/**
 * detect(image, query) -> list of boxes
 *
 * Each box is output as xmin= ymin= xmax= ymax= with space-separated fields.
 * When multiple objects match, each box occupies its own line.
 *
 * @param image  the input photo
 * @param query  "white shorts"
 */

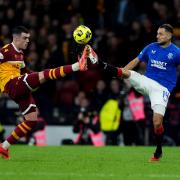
xmin=128 ymin=71 xmax=170 ymax=116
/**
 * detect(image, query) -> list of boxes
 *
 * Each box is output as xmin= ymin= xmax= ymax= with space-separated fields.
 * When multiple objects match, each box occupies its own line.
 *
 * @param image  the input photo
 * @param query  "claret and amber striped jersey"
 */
xmin=0 ymin=43 xmax=26 ymax=92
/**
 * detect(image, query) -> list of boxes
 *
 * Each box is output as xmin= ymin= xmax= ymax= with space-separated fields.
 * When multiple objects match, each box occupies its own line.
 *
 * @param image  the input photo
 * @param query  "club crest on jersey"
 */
xmin=4 ymin=49 xmax=8 ymax=53
xmin=167 ymin=53 xmax=173 ymax=60
xmin=163 ymin=91 xmax=169 ymax=102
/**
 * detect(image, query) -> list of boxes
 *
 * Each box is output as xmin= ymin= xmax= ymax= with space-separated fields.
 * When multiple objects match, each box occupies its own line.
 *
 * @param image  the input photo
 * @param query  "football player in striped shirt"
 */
xmin=0 ymin=26 xmax=89 ymax=159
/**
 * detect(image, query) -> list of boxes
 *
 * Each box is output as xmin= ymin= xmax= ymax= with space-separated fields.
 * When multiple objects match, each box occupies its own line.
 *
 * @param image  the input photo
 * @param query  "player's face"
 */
xmin=156 ymin=28 xmax=172 ymax=45
xmin=16 ymin=32 xmax=30 ymax=50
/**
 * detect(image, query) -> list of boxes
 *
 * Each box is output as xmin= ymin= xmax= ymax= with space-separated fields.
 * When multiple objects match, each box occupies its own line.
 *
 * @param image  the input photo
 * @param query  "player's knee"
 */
xmin=23 ymin=73 xmax=40 ymax=91
xmin=153 ymin=114 xmax=163 ymax=128
xmin=24 ymin=111 xmax=38 ymax=121
xmin=122 ymin=69 xmax=131 ymax=78
xmin=153 ymin=120 xmax=162 ymax=128
xmin=39 ymin=71 xmax=46 ymax=83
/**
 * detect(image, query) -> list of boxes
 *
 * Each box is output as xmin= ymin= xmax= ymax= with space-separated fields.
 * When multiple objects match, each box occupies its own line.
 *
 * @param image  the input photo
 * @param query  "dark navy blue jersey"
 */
xmin=138 ymin=42 xmax=180 ymax=92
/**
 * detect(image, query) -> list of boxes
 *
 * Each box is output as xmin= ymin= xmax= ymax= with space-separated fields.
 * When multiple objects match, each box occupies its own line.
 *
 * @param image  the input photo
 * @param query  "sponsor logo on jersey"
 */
xmin=151 ymin=59 xmax=167 ymax=70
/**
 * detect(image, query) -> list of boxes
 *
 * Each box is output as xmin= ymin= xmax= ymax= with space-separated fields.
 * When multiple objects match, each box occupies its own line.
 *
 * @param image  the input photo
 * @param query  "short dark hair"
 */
xmin=12 ymin=26 xmax=29 ymax=35
xmin=159 ymin=24 xmax=173 ymax=34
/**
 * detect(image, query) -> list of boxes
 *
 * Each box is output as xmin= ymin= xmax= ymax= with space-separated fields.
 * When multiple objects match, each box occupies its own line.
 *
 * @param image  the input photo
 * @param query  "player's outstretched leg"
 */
xmin=87 ymin=45 xmax=131 ymax=78
xmin=42 ymin=45 xmax=88 ymax=81
xmin=19 ymin=46 xmax=89 ymax=92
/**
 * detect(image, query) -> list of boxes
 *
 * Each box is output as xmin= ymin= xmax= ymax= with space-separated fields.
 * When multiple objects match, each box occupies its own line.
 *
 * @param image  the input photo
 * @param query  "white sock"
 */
xmin=72 ymin=62 xmax=79 ymax=71
xmin=2 ymin=140 xmax=11 ymax=150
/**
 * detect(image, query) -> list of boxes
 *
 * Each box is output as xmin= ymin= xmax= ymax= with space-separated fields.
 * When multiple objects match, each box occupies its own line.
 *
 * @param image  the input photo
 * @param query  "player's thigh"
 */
xmin=128 ymin=71 xmax=150 ymax=95
xmin=149 ymin=86 xmax=170 ymax=116
xmin=151 ymin=103 xmax=167 ymax=117
xmin=5 ymin=75 xmax=30 ymax=99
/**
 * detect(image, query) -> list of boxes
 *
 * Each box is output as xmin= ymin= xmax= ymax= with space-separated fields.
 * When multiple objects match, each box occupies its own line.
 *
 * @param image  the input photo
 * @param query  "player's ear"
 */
xmin=167 ymin=33 xmax=172 ymax=41
xmin=13 ymin=34 xmax=19 ymax=41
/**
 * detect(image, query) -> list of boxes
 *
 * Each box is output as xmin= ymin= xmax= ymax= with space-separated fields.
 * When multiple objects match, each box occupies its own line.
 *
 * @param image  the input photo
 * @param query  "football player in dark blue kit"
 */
xmin=88 ymin=24 xmax=180 ymax=162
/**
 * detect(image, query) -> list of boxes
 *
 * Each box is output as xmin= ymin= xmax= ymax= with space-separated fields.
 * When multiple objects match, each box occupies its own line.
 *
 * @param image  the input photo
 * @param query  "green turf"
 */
xmin=0 ymin=146 xmax=180 ymax=180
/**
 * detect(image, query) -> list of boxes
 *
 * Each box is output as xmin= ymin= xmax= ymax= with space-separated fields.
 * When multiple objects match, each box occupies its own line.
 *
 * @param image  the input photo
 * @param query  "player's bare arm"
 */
xmin=123 ymin=57 xmax=140 ymax=70
xmin=121 ymin=58 xmax=140 ymax=78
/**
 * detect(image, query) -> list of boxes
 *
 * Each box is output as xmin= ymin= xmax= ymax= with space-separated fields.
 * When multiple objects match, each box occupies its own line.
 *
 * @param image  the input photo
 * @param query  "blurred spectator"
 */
xmin=74 ymin=91 xmax=86 ymax=107
xmin=91 ymin=79 xmax=108 ymax=112
xmin=73 ymin=97 xmax=104 ymax=146
xmin=128 ymin=20 xmax=144 ymax=58
xmin=99 ymin=98 xmax=121 ymax=145
xmin=0 ymin=24 xmax=10 ymax=46
xmin=115 ymin=0 xmax=137 ymax=28
xmin=31 ymin=117 xmax=47 ymax=146
xmin=122 ymin=80 xmax=145 ymax=145
xmin=46 ymin=33 xmax=65 ymax=68
xmin=99 ymin=79 xmax=122 ymax=145
xmin=140 ymin=15 xmax=156 ymax=45
xmin=108 ymin=79 xmax=121 ymax=99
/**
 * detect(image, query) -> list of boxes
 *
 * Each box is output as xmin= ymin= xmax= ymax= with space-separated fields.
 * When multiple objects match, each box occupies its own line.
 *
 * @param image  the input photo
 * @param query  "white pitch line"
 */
xmin=148 ymin=174 xmax=180 ymax=178
xmin=0 ymin=172 xmax=115 ymax=177
xmin=136 ymin=173 xmax=180 ymax=179
xmin=0 ymin=172 xmax=180 ymax=178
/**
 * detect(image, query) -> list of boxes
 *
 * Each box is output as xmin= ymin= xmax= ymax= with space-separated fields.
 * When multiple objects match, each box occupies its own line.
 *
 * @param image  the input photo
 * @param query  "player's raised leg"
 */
xmin=0 ymin=46 xmax=89 ymax=160
xmin=22 ymin=46 xmax=89 ymax=90
xmin=87 ymin=45 xmax=130 ymax=78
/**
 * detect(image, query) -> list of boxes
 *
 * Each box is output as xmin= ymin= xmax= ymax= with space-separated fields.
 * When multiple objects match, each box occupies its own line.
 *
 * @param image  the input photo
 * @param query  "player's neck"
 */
xmin=11 ymin=42 xmax=21 ymax=52
xmin=160 ymin=41 xmax=171 ymax=48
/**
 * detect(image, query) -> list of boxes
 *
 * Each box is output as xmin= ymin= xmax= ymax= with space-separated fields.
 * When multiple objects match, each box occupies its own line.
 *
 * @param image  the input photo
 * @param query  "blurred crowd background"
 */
xmin=0 ymin=0 xmax=180 ymax=146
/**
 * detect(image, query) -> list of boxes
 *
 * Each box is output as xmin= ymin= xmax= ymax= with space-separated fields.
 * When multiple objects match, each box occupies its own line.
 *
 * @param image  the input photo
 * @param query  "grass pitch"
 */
xmin=0 ymin=146 xmax=180 ymax=180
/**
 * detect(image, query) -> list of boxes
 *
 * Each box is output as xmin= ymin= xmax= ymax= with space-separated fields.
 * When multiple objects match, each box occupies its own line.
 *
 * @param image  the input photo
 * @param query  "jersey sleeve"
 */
xmin=137 ymin=44 xmax=150 ymax=63
xmin=0 ymin=50 xmax=4 ymax=62
xmin=0 ymin=45 xmax=10 ymax=63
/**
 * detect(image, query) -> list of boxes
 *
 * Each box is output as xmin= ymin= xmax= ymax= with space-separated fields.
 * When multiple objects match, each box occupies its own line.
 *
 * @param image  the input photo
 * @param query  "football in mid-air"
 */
xmin=73 ymin=25 xmax=92 ymax=44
